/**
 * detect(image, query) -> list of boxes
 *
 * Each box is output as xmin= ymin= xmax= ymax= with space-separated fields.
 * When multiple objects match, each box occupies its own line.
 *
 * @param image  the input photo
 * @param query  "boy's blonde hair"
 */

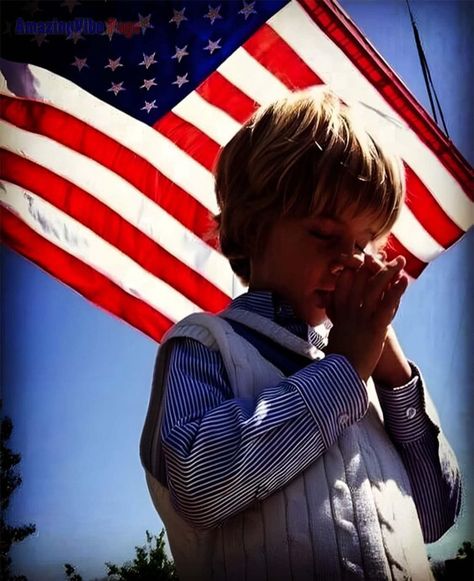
xmin=214 ymin=88 xmax=405 ymax=285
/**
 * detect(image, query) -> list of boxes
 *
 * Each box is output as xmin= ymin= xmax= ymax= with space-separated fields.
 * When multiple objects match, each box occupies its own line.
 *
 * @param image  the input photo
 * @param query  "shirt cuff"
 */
xmin=291 ymin=354 xmax=368 ymax=448
xmin=376 ymin=361 xmax=439 ymax=443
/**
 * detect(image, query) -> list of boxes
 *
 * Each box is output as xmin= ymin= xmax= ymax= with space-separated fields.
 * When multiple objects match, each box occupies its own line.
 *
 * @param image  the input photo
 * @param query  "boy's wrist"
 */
xmin=372 ymin=326 xmax=412 ymax=389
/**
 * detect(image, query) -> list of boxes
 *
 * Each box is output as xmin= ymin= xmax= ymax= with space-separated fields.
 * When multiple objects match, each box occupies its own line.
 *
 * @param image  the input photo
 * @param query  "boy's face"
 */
xmin=249 ymin=206 xmax=383 ymax=327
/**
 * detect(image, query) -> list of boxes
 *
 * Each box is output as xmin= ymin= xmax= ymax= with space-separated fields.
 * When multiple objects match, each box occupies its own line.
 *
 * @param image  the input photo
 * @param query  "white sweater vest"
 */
xmin=141 ymin=310 xmax=434 ymax=581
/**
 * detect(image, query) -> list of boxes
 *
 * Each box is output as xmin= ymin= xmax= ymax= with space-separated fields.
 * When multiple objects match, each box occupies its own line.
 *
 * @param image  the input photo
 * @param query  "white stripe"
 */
xmin=217 ymin=47 xmax=290 ymax=106
xmin=0 ymin=180 xmax=200 ymax=322
xmin=268 ymin=1 xmax=473 ymax=231
xmin=0 ymin=60 xmax=218 ymax=214
xmin=172 ymin=91 xmax=242 ymax=146
xmin=0 ymin=120 xmax=235 ymax=296
xmin=392 ymin=206 xmax=444 ymax=263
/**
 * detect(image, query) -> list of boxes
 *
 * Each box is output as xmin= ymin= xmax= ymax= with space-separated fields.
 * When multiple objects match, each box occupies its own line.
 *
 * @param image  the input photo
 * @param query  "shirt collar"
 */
xmin=229 ymin=290 xmax=330 ymax=349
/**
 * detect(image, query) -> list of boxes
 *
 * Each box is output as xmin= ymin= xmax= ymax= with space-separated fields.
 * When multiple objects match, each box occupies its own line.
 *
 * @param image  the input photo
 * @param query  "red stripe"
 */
xmin=385 ymin=234 xmax=427 ymax=279
xmin=196 ymin=72 xmax=257 ymax=124
xmin=1 ymin=210 xmax=174 ymax=343
xmin=153 ymin=111 xmax=221 ymax=172
xmin=405 ymin=165 xmax=464 ymax=248
xmin=0 ymin=95 xmax=217 ymax=246
xmin=300 ymin=0 xmax=473 ymax=202
xmin=244 ymin=23 xmax=323 ymax=89
xmin=0 ymin=150 xmax=231 ymax=313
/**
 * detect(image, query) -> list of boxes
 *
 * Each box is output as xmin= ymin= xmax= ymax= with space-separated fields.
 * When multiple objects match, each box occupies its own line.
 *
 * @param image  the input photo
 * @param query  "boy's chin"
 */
xmin=307 ymin=307 xmax=328 ymax=328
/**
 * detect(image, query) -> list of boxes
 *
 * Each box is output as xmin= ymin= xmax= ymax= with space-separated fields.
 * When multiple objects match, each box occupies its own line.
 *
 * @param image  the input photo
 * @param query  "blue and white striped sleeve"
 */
xmin=376 ymin=362 xmax=462 ymax=543
xmin=160 ymin=337 xmax=368 ymax=529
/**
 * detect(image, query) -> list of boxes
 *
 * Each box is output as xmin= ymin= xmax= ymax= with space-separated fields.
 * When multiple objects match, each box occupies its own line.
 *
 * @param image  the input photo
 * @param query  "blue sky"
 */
xmin=2 ymin=1 xmax=473 ymax=579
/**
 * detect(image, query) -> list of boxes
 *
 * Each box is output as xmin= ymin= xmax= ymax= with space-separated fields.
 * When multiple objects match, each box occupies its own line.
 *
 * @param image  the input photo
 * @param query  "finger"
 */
xmin=363 ymin=253 xmax=384 ymax=275
xmin=377 ymin=249 xmax=388 ymax=262
xmin=333 ymin=266 xmax=355 ymax=313
xmin=329 ymin=253 xmax=364 ymax=275
xmin=376 ymin=274 xmax=408 ymax=325
xmin=382 ymin=273 xmax=409 ymax=306
xmin=349 ymin=261 xmax=371 ymax=309
xmin=364 ymin=256 xmax=406 ymax=310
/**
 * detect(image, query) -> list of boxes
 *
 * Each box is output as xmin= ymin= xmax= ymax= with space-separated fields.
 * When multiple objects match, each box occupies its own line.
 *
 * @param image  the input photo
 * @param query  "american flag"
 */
xmin=1 ymin=0 xmax=472 ymax=343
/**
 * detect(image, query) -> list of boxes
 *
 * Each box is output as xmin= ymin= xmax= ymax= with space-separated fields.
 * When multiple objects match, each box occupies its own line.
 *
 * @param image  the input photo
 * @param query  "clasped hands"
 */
xmin=325 ymin=250 xmax=412 ymax=387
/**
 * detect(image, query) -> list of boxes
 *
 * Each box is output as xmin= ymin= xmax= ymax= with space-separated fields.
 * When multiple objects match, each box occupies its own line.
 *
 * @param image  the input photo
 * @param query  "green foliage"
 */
xmin=64 ymin=529 xmax=177 ymax=581
xmin=0 ymin=402 xmax=36 ymax=581
xmin=429 ymin=540 xmax=473 ymax=581
xmin=64 ymin=563 xmax=84 ymax=581
xmin=456 ymin=541 xmax=473 ymax=560
xmin=104 ymin=530 xmax=177 ymax=581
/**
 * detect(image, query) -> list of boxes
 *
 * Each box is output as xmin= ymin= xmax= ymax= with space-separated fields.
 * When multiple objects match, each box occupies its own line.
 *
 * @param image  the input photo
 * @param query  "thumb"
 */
xmin=378 ymin=275 xmax=408 ymax=325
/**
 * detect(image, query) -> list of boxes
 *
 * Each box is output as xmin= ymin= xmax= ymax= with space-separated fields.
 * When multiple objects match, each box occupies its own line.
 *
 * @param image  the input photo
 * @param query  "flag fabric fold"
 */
xmin=1 ymin=0 xmax=472 ymax=342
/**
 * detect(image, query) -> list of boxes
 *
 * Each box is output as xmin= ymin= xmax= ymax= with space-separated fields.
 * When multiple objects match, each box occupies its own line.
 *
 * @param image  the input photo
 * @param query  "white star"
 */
xmin=31 ymin=34 xmax=48 ymax=47
xmin=238 ymin=1 xmax=257 ymax=20
xmin=169 ymin=8 xmax=188 ymax=29
xmin=108 ymin=81 xmax=125 ymax=96
xmin=139 ymin=52 xmax=157 ymax=69
xmin=140 ymin=78 xmax=157 ymax=91
xmin=71 ymin=56 xmax=88 ymax=71
xmin=61 ymin=0 xmax=81 ymax=14
xmin=141 ymin=99 xmax=158 ymax=114
xmin=136 ymin=13 xmax=153 ymax=35
xmin=171 ymin=45 xmax=189 ymax=63
xmin=105 ymin=57 xmax=123 ymax=71
xmin=204 ymin=38 xmax=221 ymax=54
xmin=204 ymin=4 xmax=222 ymax=25
xmin=102 ymin=17 xmax=119 ymax=41
xmin=66 ymin=29 xmax=84 ymax=44
xmin=172 ymin=73 xmax=189 ymax=88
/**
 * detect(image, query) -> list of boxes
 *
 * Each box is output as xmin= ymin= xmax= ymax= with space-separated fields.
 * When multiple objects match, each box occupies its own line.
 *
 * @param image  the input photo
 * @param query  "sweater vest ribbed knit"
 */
xmin=140 ymin=310 xmax=434 ymax=581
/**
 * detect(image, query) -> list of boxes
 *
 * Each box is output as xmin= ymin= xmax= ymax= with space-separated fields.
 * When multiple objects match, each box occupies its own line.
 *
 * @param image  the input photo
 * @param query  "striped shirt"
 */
xmin=159 ymin=290 xmax=461 ymax=542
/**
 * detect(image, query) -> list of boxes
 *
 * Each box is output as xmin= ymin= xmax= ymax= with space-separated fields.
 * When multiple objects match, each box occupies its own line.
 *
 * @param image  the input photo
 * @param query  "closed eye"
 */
xmin=310 ymin=229 xmax=334 ymax=240
xmin=310 ymin=230 xmax=372 ymax=252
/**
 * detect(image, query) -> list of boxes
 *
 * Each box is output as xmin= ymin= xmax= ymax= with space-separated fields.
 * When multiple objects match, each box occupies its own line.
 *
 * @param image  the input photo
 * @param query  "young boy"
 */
xmin=140 ymin=89 xmax=461 ymax=580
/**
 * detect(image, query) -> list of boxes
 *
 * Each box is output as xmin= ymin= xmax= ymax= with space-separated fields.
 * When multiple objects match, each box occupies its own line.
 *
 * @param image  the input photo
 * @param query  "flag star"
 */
xmin=108 ymin=81 xmax=125 ymax=96
xmin=238 ymin=1 xmax=257 ymax=20
xmin=171 ymin=45 xmax=189 ymax=63
xmin=71 ymin=56 xmax=88 ymax=71
xmin=66 ymin=29 xmax=84 ymax=44
xmin=141 ymin=99 xmax=158 ymax=114
xmin=172 ymin=73 xmax=189 ymax=88
xmin=140 ymin=78 xmax=157 ymax=91
xmin=31 ymin=34 xmax=48 ymax=47
xmin=139 ymin=52 xmax=157 ymax=69
xmin=169 ymin=8 xmax=188 ymax=29
xmin=103 ymin=18 xmax=119 ymax=41
xmin=204 ymin=4 xmax=223 ymax=25
xmin=204 ymin=38 xmax=221 ymax=54
xmin=136 ymin=13 xmax=153 ymax=35
xmin=105 ymin=57 xmax=123 ymax=71
xmin=61 ymin=0 xmax=81 ymax=14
